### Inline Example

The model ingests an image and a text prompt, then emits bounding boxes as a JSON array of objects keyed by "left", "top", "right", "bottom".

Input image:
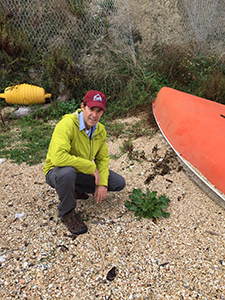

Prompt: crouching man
[{"left": 43, "top": 90, "right": 126, "bottom": 235}]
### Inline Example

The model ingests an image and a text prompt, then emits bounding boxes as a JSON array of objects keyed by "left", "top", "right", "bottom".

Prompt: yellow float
[{"left": 0, "top": 84, "right": 51, "bottom": 105}]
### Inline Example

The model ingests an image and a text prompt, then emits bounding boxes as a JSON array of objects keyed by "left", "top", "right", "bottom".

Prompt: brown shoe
[
  {"left": 61, "top": 210, "right": 88, "bottom": 235},
  {"left": 74, "top": 189, "right": 89, "bottom": 200}
]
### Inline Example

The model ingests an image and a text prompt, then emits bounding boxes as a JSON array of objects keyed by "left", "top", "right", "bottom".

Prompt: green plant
[
  {"left": 0, "top": 14, "right": 35, "bottom": 94},
  {"left": 125, "top": 188, "right": 170, "bottom": 220},
  {"left": 200, "top": 71, "right": 225, "bottom": 104},
  {"left": 109, "top": 153, "right": 123, "bottom": 160},
  {"left": 105, "top": 121, "right": 125, "bottom": 137},
  {"left": 120, "top": 139, "right": 133, "bottom": 154},
  {"left": 0, "top": 116, "right": 54, "bottom": 165},
  {"left": 41, "top": 48, "right": 85, "bottom": 99},
  {"left": 34, "top": 98, "right": 80, "bottom": 121},
  {"left": 119, "top": 139, "right": 147, "bottom": 162}
]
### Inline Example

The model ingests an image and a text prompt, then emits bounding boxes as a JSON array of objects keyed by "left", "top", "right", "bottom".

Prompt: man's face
[{"left": 81, "top": 103, "right": 104, "bottom": 129}]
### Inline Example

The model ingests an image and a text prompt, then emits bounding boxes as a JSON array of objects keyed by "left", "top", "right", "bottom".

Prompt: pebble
[{"left": 0, "top": 158, "right": 5, "bottom": 164}]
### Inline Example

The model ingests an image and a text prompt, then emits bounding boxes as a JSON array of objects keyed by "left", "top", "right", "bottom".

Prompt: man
[{"left": 43, "top": 90, "right": 126, "bottom": 235}]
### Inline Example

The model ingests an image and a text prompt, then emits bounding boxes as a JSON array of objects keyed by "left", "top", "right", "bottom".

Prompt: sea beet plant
[{"left": 125, "top": 188, "right": 170, "bottom": 220}]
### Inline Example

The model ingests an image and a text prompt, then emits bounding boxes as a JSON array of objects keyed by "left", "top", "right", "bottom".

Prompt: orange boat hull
[{"left": 153, "top": 87, "right": 225, "bottom": 195}]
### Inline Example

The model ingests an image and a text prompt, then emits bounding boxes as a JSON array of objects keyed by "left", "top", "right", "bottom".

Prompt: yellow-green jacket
[{"left": 43, "top": 109, "right": 110, "bottom": 186}]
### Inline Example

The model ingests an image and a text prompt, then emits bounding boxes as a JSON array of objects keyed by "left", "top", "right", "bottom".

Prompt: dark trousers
[{"left": 46, "top": 166, "right": 126, "bottom": 216}]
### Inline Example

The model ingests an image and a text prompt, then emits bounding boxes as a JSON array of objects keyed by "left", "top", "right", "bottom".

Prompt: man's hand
[
  {"left": 92, "top": 168, "right": 100, "bottom": 185},
  {"left": 95, "top": 185, "right": 108, "bottom": 203},
  {"left": 92, "top": 168, "right": 107, "bottom": 202}
]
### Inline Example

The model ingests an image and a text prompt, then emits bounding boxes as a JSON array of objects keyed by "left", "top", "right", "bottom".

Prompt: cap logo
[{"left": 93, "top": 94, "right": 102, "bottom": 102}]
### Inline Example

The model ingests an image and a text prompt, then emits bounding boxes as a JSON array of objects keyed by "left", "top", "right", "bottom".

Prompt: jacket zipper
[{"left": 89, "top": 131, "right": 100, "bottom": 160}]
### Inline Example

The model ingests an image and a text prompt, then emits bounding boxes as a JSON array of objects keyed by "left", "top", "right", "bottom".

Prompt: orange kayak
[{"left": 153, "top": 87, "right": 225, "bottom": 196}]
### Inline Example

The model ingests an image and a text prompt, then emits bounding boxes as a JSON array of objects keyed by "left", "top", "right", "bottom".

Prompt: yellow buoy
[{"left": 0, "top": 84, "right": 52, "bottom": 105}]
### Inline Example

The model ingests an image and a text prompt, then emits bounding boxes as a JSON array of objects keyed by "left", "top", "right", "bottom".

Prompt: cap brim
[{"left": 87, "top": 102, "right": 105, "bottom": 111}]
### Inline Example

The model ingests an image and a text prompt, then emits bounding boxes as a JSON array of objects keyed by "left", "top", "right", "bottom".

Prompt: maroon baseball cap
[{"left": 83, "top": 90, "right": 106, "bottom": 111}]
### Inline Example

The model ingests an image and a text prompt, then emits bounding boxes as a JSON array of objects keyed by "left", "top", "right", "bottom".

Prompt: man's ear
[{"left": 81, "top": 102, "right": 84, "bottom": 110}]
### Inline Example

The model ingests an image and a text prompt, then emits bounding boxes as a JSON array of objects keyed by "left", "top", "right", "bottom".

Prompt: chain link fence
[
  {"left": 146, "top": 0, "right": 225, "bottom": 54},
  {"left": 0, "top": 0, "right": 132, "bottom": 58},
  {"left": 0, "top": 0, "right": 224, "bottom": 62}
]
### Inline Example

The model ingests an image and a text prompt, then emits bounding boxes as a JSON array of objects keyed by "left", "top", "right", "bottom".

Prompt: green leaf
[
  {"left": 125, "top": 188, "right": 171, "bottom": 221},
  {"left": 162, "top": 211, "right": 170, "bottom": 218},
  {"left": 158, "top": 194, "right": 170, "bottom": 203},
  {"left": 144, "top": 211, "right": 153, "bottom": 218},
  {"left": 131, "top": 188, "right": 143, "bottom": 198},
  {"left": 125, "top": 201, "right": 137, "bottom": 212},
  {"left": 150, "top": 191, "right": 158, "bottom": 199},
  {"left": 152, "top": 209, "right": 162, "bottom": 218},
  {"left": 142, "top": 205, "right": 148, "bottom": 212},
  {"left": 131, "top": 197, "right": 144, "bottom": 205},
  {"left": 159, "top": 203, "right": 169, "bottom": 209},
  {"left": 146, "top": 188, "right": 151, "bottom": 197}
]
